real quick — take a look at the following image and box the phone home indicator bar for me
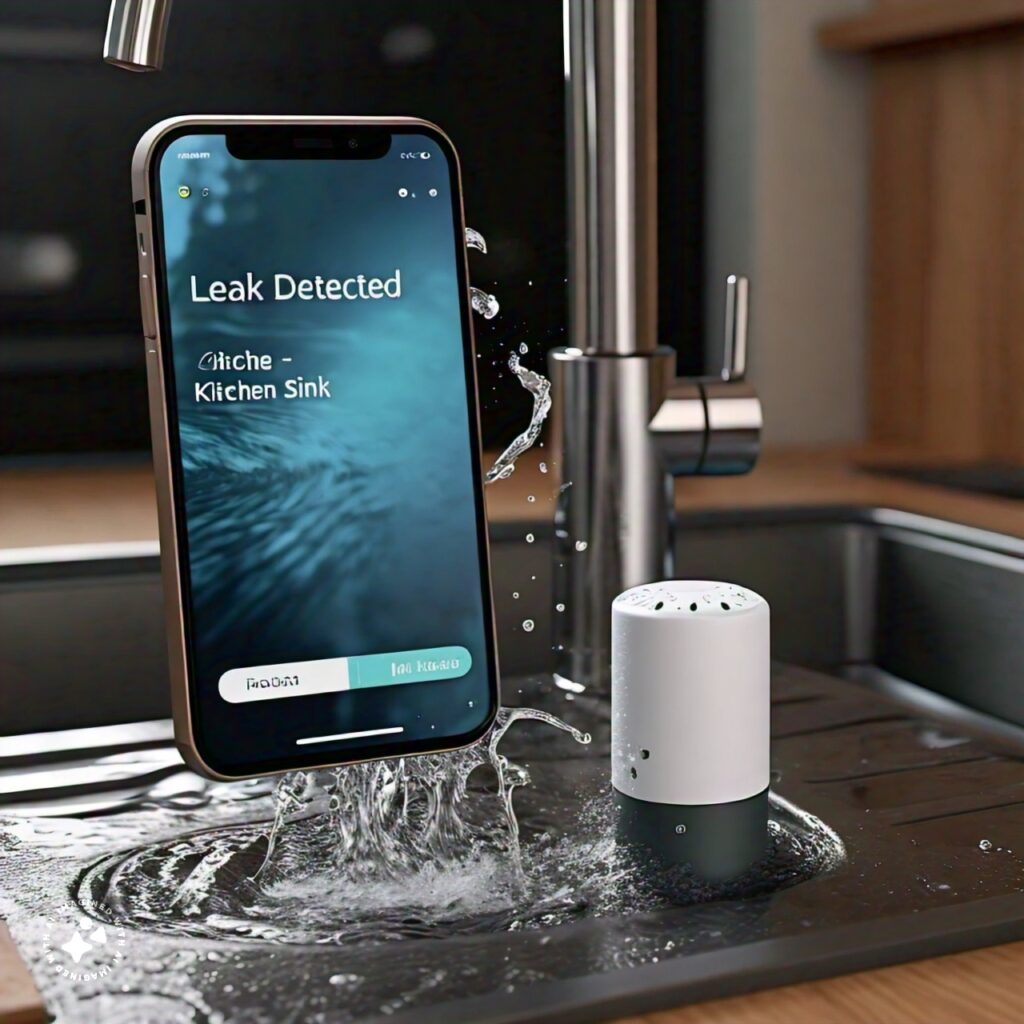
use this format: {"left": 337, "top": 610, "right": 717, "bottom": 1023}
{"left": 218, "top": 646, "right": 472, "bottom": 704}
{"left": 296, "top": 726, "right": 404, "bottom": 747}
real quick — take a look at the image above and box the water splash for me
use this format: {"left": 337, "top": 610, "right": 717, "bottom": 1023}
{"left": 3, "top": 687, "right": 847, "bottom": 1023}
{"left": 466, "top": 227, "right": 497, "bottom": 317}
{"left": 470, "top": 287, "right": 500, "bottom": 319}
{"left": 465, "top": 225, "right": 552, "bottom": 482}
{"left": 258, "top": 707, "right": 588, "bottom": 886}
{"left": 79, "top": 708, "right": 593, "bottom": 944}
{"left": 77, "top": 762, "right": 844, "bottom": 950}
{"left": 485, "top": 352, "right": 553, "bottom": 484}
{"left": 77, "top": 763, "right": 843, "bottom": 949}
{"left": 465, "top": 227, "right": 487, "bottom": 253}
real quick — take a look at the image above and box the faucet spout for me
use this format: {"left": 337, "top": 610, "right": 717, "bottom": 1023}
{"left": 104, "top": 0, "right": 172, "bottom": 72}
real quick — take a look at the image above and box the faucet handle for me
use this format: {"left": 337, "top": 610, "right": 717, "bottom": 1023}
{"left": 700, "top": 273, "right": 760, "bottom": 474}
{"left": 651, "top": 273, "right": 761, "bottom": 477}
{"left": 721, "top": 275, "right": 749, "bottom": 382}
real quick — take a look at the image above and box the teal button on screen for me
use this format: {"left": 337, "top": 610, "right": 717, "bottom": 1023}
{"left": 349, "top": 646, "right": 473, "bottom": 689}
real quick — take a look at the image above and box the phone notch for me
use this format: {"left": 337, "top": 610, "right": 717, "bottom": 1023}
{"left": 226, "top": 126, "right": 392, "bottom": 160}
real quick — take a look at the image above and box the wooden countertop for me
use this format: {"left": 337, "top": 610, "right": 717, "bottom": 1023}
{"left": 619, "top": 938, "right": 1024, "bottom": 1024}
{"left": 2, "top": 446, "right": 1024, "bottom": 1023}
{"left": 3, "top": 446, "right": 1024, "bottom": 551}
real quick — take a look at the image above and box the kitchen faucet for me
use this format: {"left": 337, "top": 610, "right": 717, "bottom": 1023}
{"left": 554, "top": 0, "right": 761, "bottom": 692}
{"left": 102, "top": 0, "right": 762, "bottom": 695}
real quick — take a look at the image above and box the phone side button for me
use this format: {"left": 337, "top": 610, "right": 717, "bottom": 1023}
{"left": 139, "top": 274, "right": 158, "bottom": 340}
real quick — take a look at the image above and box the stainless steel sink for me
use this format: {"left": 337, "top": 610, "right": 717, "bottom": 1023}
{"left": 5, "top": 507, "right": 1024, "bottom": 1023}
{"left": 5, "top": 506, "right": 1024, "bottom": 735}
{"left": 674, "top": 506, "right": 1024, "bottom": 734}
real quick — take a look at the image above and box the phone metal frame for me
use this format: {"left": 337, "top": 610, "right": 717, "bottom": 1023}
{"left": 132, "top": 115, "right": 500, "bottom": 780}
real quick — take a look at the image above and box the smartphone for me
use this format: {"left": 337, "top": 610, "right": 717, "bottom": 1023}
{"left": 133, "top": 116, "right": 499, "bottom": 780}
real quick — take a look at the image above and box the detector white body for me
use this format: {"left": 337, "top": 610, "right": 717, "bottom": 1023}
{"left": 611, "top": 580, "right": 770, "bottom": 880}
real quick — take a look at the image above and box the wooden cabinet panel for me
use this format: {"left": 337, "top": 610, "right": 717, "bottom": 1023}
{"left": 829, "top": 2, "right": 1024, "bottom": 460}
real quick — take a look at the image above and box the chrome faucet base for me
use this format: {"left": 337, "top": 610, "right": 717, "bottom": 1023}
{"left": 550, "top": 347, "right": 688, "bottom": 692}
{"left": 550, "top": 282, "right": 762, "bottom": 694}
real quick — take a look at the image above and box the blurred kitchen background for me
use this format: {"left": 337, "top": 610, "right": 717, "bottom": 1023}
{"left": 6, "top": 0, "right": 1015, "bottom": 471}
{"left": 0, "top": 0, "right": 705, "bottom": 458}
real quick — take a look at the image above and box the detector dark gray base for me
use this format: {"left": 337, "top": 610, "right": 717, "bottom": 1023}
{"left": 613, "top": 786, "right": 769, "bottom": 883}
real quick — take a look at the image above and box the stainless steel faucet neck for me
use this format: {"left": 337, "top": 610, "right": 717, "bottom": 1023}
{"left": 554, "top": 1, "right": 762, "bottom": 692}
{"left": 566, "top": 0, "right": 658, "bottom": 356}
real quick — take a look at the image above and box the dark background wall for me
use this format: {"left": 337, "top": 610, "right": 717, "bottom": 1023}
{"left": 0, "top": 0, "right": 702, "bottom": 457}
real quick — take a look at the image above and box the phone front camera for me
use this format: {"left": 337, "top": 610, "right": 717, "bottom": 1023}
{"left": 347, "top": 138, "right": 359, "bottom": 150}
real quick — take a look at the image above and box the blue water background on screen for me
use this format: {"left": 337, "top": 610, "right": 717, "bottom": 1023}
{"left": 157, "top": 132, "right": 492, "bottom": 765}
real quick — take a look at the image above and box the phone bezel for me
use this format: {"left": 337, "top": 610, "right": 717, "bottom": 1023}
{"left": 138, "top": 116, "right": 500, "bottom": 779}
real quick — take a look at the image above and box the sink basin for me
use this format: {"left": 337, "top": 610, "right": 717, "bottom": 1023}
{"left": 674, "top": 505, "right": 1024, "bottom": 733}
{"left": 501, "top": 505, "right": 1024, "bottom": 724}
{"left": 3, "top": 507, "right": 1024, "bottom": 1022}
{"left": 8, "top": 506, "right": 1024, "bottom": 734}
{"left": 866, "top": 461, "right": 1024, "bottom": 502}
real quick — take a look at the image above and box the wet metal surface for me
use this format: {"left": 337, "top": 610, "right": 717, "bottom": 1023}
{"left": 2, "top": 663, "right": 1024, "bottom": 1022}
{"left": 4, "top": 508, "right": 1024, "bottom": 1020}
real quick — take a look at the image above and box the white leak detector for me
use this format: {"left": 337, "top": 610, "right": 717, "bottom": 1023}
{"left": 611, "top": 580, "right": 770, "bottom": 881}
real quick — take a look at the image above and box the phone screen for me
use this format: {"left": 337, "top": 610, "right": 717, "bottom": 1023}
{"left": 151, "top": 124, "right": 497, "bottom": 776}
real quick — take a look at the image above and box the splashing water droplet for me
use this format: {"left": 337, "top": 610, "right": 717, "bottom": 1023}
{"left": 519, "top": 342, "right": 528, "bottom": 354}
{"left": 485, "top": 351, "right": 553, "bottom": 484}
{"left": 464, "top": 226, "right": 487, "bottom": 253}
{"left": 527, "top": 495, "right": 536, "bottom": 503}
{"left": 539, "top": 461, "right": 548, "bottom": 473}
{"left": 470, "top": 287, "right": 500, "bottom": 320}
{"left": 522, "top": 620, "right": 535, "bottom": 632}
{"left": 556, "top": 603, "right": 566, "bottom": 612}
{"left": 62, "top": 707, "right": 602, "bottom": 957}
{"left": 980, "top": 839, "right": 993, "bottom": 851}
{"left": 526, "top": 533, "right": 535, "bottom": 543}
{"left": 575, "top": 540, "right": 588, "bottom": 552}
{"left": 512, "top": 592, "right": 520, "bottom": 599}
